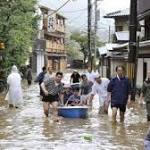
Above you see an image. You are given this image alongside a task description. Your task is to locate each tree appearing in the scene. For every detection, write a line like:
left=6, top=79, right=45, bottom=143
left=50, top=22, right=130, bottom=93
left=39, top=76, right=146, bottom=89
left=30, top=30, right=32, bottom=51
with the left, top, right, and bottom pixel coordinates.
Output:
left=0, top=0, right=38, bottom=71
left=65, top=39, right=83, bottom=60
left=70, top=31, right=88, bottom=65
left=65, top=29, right=83, bottom=61
left=70, top=30, right=103, bottom=67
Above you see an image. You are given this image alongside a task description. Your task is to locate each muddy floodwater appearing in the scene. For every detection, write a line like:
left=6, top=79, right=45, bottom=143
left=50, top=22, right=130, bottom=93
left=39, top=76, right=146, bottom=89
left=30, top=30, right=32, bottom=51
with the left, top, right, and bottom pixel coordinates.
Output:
left=0, top=74, right=149, bottom=150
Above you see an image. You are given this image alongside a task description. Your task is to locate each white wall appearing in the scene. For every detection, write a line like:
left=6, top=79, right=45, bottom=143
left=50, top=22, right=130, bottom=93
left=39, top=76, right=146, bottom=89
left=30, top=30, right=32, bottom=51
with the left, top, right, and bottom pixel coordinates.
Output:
left=37, top=53, right=44, bottom=75
left=137, top=58, right=144, bottom=87
left=144, top=58, right=150, bottom=71
left=99, top=66, right=107, bottom=77
left=137, top=58, right=150, bottom=87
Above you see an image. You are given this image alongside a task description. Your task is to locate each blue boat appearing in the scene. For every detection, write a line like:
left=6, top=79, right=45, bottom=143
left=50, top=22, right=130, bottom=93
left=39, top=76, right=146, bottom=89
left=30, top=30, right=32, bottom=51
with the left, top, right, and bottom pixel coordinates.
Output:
left=58, top=106, right=88, bottom=119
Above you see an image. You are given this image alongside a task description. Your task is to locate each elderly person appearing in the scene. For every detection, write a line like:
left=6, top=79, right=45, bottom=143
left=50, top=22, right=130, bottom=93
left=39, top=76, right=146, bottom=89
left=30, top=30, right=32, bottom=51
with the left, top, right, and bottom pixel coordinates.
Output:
left=6, top=65, right=23, bottom=108
left=140, top=71, right=150, bottom=121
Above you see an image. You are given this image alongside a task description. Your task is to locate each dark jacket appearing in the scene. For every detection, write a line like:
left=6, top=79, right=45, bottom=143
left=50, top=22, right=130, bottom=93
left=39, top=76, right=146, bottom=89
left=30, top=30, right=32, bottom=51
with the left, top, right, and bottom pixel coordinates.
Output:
left=26, top=68, right=32, bottom=81
left=107, top=76, right=131, bottom=105
left=35, top=72, right=46, bottom=85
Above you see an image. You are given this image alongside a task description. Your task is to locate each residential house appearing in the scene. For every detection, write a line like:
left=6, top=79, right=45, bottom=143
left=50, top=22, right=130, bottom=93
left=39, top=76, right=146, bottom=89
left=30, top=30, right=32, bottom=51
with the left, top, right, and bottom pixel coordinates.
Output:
left=32, top=5, right=66, bottom=75
left=99, top=9, right=129, bottom=78
left=137, top=0, right=150, bottom=87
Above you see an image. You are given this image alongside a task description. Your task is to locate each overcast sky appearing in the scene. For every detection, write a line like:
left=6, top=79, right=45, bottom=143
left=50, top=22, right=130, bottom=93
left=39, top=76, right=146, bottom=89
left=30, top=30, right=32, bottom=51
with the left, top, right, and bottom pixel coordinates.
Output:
left=39, top=0, right=130, bottom=31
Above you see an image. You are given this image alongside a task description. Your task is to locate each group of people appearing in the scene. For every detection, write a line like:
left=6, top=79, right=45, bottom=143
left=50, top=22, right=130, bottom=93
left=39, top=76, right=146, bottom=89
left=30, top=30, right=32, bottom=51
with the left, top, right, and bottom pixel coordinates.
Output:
left=69, top=67, right=131, bottom=123
left=7, top=64, right=150, bottom=125
left=34, top=66, right=132, bottom=123
left=5, top=64, right=150, bottom=149
left=4, top=65, right=132, bottom=123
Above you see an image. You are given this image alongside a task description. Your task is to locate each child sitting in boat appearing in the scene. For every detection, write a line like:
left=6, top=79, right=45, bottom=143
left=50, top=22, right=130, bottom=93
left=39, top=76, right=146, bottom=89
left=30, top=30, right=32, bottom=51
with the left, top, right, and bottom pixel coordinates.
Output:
left=63, top=84, right=73, bottom=105
left=66, top=88, right=81, bottom=106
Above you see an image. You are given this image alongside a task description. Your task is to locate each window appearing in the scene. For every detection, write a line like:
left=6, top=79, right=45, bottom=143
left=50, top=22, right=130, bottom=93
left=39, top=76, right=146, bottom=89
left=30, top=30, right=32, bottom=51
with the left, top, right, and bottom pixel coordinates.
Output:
left=116, top=26, right=123, bottom=32
left=48, top=17, right=54, bottom=31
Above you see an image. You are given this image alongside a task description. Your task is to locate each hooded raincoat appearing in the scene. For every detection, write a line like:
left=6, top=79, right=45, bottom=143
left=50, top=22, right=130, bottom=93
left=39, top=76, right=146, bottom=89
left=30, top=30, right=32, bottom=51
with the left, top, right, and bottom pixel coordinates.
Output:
left=7, top=65, right=23, bottom=107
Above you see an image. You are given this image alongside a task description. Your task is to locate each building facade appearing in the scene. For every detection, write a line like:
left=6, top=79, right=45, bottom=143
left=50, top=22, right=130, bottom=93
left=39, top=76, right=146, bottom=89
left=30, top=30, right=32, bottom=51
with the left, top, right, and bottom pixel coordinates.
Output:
left=137, top=0, right=150, bottom=87
left=32, top=5, right=66, bottom=75
left=100, top=9, right=129, bottom=78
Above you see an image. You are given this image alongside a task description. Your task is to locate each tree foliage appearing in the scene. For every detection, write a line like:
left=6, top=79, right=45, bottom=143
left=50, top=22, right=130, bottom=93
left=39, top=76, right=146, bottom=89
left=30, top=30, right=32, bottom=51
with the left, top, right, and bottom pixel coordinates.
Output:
left=70, top=30, right=103, bottom=64
left=65, top=29, right=83, bottom=60
left=65, top=39, right=83, bottom=60
left=70, top=31, right=88, bottom=63
left=0, top=0, right=38, bottom=70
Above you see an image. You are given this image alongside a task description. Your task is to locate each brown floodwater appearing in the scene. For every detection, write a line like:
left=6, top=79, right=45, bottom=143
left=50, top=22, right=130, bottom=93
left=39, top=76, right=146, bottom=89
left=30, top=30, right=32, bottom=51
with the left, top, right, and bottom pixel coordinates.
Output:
left=0, top=74, right=149, bottom=150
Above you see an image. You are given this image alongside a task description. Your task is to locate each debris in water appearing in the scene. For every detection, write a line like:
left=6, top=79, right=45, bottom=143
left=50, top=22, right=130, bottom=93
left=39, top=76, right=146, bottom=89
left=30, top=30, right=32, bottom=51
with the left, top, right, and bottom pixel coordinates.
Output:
left=83, top=135, right=93, bottom=141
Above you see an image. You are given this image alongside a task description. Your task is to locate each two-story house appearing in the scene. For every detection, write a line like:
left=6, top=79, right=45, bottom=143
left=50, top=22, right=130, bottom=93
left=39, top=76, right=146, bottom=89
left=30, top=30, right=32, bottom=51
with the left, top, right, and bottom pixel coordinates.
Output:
left=137, top=0, right=150, bottom=87
left=32, top=5, right=66, bottom=75
left=100, top=9, right=129, bottom=78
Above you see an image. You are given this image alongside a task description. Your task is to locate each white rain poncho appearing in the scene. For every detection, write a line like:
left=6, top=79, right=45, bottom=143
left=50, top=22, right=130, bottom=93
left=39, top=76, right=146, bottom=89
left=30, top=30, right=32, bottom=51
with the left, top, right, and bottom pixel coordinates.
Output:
left=7, top=65, right=23, bottom=107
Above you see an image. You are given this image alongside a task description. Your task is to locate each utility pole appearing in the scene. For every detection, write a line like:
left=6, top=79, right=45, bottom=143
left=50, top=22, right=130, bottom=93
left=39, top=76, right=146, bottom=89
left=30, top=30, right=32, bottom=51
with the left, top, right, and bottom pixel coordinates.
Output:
left=88, top=0, right=92, bottom=70
left=108, top=26, right=111, bottom=43
left=93, top=0, right=99, bottom=71
left=129, top=0, right=137, bottom=100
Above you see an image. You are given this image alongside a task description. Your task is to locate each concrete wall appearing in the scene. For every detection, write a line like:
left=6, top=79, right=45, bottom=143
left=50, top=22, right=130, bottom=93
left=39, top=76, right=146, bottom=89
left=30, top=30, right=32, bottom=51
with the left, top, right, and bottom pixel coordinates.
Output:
left=99, top=66, right=107, bottom=77
left=144, top=58, right=150, bottom=71
left=137, top=58, right=150, bottom=87
left=37, top=52, right=45, bottom=75
left=115, top=18, right=129, bottom=31
left=137, top=58, right=144, bottom=87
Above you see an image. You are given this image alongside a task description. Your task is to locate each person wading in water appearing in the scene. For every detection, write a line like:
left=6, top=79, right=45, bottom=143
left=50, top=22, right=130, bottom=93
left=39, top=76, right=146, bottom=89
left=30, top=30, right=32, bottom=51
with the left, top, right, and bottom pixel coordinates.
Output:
left=41, top=72, right=64, bottom=121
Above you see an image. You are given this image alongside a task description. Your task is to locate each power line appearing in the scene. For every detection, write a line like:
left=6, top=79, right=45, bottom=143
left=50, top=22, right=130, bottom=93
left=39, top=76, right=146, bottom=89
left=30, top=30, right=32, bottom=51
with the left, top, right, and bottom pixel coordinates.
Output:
left=61, top=8, right=87, bottom=13
left=47, top=0, right=72, bottom=18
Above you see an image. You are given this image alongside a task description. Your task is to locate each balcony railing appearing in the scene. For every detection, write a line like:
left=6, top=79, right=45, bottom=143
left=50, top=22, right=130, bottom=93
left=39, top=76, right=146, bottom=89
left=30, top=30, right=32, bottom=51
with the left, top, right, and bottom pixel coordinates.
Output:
left=46, top=40, right=65, bottom=53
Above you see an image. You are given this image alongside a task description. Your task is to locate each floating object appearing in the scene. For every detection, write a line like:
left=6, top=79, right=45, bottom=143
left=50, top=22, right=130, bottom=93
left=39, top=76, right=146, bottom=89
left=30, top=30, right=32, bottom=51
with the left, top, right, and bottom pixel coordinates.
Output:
left=58, top=106, right=88, bottom=118
left=83, top=135, right=93, bottom=141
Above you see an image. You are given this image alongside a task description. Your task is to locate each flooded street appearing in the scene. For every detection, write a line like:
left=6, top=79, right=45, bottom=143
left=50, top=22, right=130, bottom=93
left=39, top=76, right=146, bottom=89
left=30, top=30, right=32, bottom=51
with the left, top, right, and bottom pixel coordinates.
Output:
left=0, top=73, right=149, bottom=150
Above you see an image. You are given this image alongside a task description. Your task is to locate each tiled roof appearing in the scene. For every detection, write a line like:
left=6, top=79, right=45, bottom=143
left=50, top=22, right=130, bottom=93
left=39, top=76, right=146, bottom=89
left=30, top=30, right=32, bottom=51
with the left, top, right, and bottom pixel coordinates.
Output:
left=104, top=8, right=129, bottom=18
